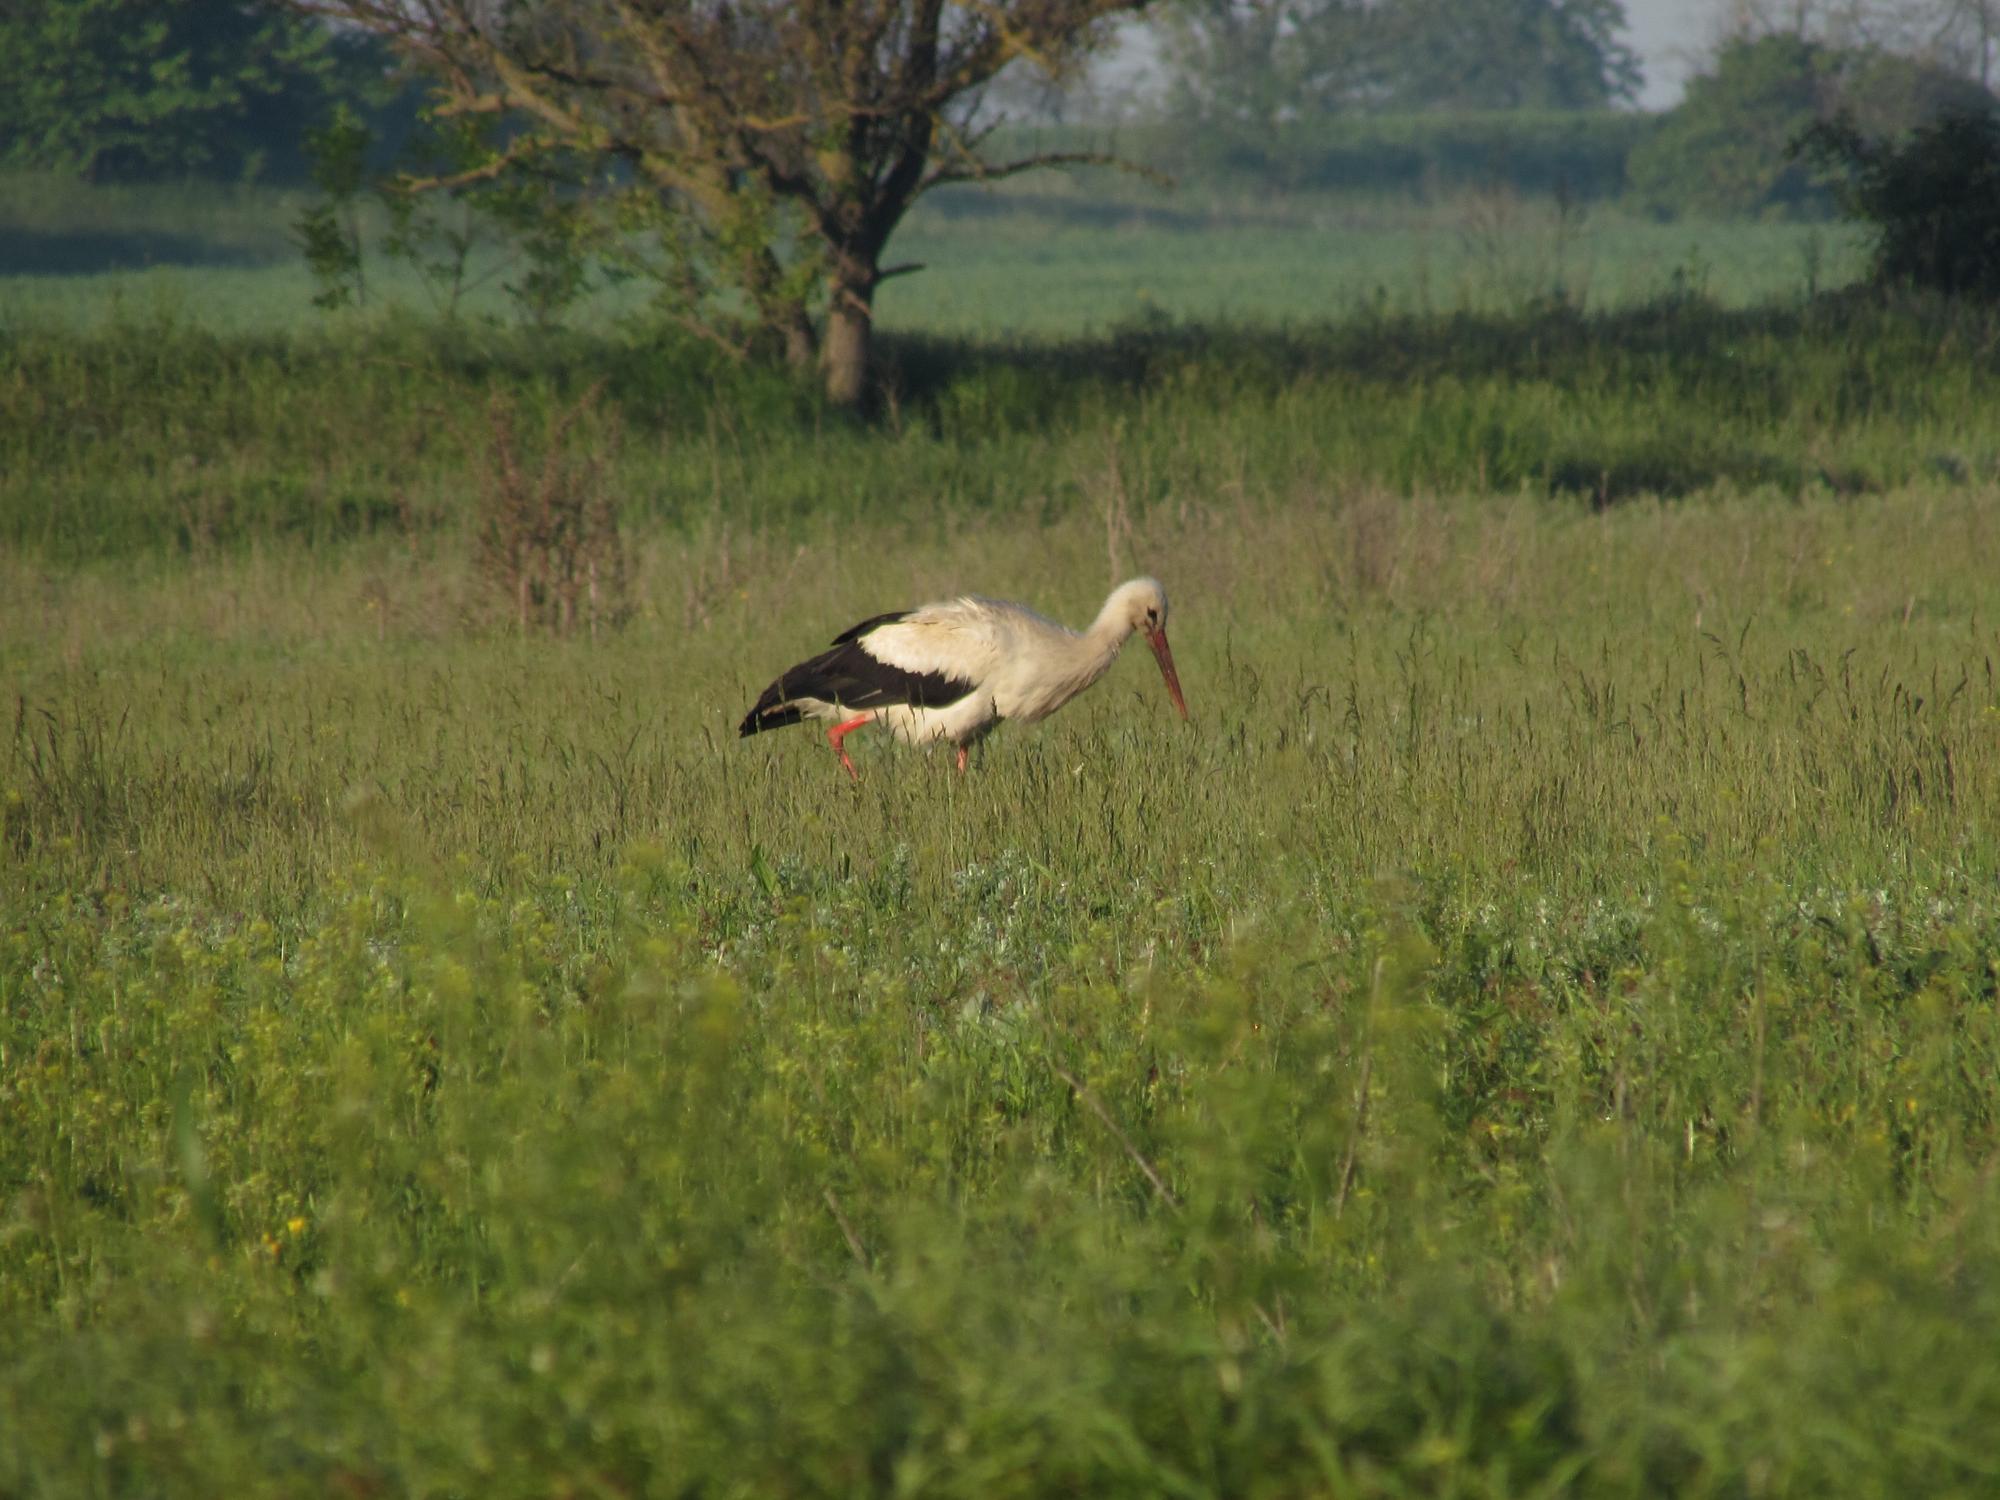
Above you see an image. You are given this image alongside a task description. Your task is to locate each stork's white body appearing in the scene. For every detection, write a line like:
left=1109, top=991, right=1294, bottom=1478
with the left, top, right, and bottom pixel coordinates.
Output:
left=739, top=578, right=1187, bottom=776
left=853, top=596, right=1130, bottom=742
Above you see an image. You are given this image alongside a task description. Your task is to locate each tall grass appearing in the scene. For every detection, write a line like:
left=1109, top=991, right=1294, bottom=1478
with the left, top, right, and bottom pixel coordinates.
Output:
left=10, top=486, right=1998, bottom=903
left=6, top=482, right=2000, bottom=1493
left=5, top=293, right=1997, bottom=563
left=5, top=179, right=1999, bottom=1488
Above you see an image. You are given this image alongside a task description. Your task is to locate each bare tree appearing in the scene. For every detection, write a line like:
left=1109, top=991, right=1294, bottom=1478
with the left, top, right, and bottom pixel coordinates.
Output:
left=298, top=0, right=1151, bottom=405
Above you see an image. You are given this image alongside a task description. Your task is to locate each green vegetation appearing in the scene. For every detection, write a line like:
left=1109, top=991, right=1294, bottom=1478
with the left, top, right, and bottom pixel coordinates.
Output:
left=9, top=468, right=2000, bottom=1494
left=0, top=0, right=407, bottom=184
left=1154, top=108, right=1652, bottom=198
left=11, top=276, right=1992, bottom=563
left=1155, top=0, right=1641, bottom=148
left=882, top=193, right=1867, bottom=329
left=1804, top=104, right=2000, bottom=299
left=295, top=0, right=1162, bottom=406
left=1628, top=35, right=1997, bottom=220
left=7, top=168, right=2000, bottom=1491
left=0, top=172, right=1869, bottom=341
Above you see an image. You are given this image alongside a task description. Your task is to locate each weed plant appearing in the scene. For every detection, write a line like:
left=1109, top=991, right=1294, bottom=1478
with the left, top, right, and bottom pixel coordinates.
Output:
left=6, top=478, right=2000, bottom=1494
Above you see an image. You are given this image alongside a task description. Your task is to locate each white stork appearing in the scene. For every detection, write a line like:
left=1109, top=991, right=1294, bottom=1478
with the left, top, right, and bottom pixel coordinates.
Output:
left=738, top=577, right=1188, bottom=777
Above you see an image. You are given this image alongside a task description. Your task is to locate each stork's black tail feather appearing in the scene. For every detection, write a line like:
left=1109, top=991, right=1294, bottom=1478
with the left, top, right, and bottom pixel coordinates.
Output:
left=738, top=696, right=804, bottom=737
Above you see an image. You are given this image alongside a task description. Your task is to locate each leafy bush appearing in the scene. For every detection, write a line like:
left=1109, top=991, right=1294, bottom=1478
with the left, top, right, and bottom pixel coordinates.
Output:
left=1628, top=36, right=1992, bottom=220
left=1802, top=105, right=2000, bottom=299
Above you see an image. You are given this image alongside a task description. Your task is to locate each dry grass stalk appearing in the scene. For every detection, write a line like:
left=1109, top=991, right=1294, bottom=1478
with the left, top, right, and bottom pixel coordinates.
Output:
left=475, top=385, right=630, bottom=638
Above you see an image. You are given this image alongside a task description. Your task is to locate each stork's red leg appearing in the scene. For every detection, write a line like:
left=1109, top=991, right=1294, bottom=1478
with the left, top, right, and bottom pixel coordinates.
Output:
left=827, top=714, right=871, bottom=781
left=955, top=744, right=968, bottom=775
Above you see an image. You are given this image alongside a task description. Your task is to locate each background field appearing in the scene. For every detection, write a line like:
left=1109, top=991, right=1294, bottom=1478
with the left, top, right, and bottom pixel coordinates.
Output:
left=5, top=175, right=2000, bottom=1496
left=1, top=170, right=1866, bottom=336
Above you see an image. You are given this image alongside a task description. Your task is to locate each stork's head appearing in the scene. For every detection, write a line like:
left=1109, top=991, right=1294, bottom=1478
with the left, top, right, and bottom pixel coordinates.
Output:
left=1111, top=577, right=1188, bottom=720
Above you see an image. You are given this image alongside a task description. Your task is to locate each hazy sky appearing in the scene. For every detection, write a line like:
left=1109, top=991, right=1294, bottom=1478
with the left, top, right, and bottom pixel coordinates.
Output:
left=1104, top=2, right=1738, bottom=115
left=1623, top=0, right=1724, bottom=108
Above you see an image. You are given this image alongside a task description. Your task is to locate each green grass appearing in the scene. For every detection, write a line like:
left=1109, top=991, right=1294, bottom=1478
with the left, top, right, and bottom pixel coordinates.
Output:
left=5, top=291, right=1996, bottom=564
left=7, top=478, right=2000, bottom=1494
left=881, top=192, right=1868, bottom=334
left=6, top=172, right=2000, bottom=1495
left=1, top=169, right=1867, bottom=338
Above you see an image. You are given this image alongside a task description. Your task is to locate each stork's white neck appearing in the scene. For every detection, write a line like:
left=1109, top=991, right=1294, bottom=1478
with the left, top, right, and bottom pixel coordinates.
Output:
left=982, top=580, right=1162, bottom=725
left=1084, top=592, right=1140, bottom=653
left=1050, top=585, right=1148, bottom=695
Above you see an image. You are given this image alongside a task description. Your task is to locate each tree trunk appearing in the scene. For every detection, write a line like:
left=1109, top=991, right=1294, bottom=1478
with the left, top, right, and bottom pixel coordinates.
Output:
left=822, top=274, right=875, bottom=408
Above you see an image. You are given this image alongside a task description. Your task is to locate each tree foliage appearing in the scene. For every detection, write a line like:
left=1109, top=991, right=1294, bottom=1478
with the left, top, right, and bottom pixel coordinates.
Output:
left=1154, top=0, right=1640, bottom=136
left=1718, top=0, right=1997, bottom=91
left=1627, top=33, right=1994, bottom=219
left=1627, top=35, right=1832, bottom=219
left=1801, top=103, right=2000, bottom=296
left=1155, top=0, right=1379, bottom=132
left=1372, top=0, right=1641, bottom=111
left=0, top=0, right=398, bottom=182
left=297, top=0, right=1150, bottom=406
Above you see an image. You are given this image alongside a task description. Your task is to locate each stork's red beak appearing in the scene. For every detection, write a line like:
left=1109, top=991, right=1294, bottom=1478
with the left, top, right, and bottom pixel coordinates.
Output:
left=1148, top=627, right=1189, bottom=720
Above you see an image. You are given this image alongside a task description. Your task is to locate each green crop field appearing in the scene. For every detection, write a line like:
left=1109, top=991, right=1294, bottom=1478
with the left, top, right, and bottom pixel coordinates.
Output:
left=1, top=170, right=1866, bottom=337
left=5, top=177, right=2000, bottom=1496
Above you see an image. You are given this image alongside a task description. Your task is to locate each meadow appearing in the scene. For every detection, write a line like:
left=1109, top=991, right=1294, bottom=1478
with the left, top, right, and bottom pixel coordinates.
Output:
left=5, top=177, right=2000, bottom=1496
left=2, top=167, right=1866, bottom=336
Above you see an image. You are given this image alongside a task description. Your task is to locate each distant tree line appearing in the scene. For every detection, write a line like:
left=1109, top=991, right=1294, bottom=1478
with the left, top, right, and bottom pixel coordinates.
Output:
left=1151, top=0, right=1996, bottom=216
left=1157, top=0, right=1641, bottom=129
left=6, top=0, right=1991, bottom=221
left=1629, top=32, right=1994, bottom=216
left=1149, top=29, right=1993, bottom=217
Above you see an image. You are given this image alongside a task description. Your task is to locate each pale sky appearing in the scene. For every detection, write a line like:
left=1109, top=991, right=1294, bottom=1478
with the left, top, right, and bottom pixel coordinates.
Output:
left=1623, top=0, right=1725, bottom=108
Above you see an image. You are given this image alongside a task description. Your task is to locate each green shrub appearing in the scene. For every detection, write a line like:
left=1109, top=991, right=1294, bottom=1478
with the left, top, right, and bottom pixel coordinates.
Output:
left=1803, top=105, right=2000, bottom=298
left=1628, top=36, right=1992, bottom=220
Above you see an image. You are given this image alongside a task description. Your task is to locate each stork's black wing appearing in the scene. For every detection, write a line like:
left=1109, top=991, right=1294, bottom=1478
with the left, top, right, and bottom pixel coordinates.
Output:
left=830, top=611, right=910, bottom=645
left=738, top=615, right=976, bottom=737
